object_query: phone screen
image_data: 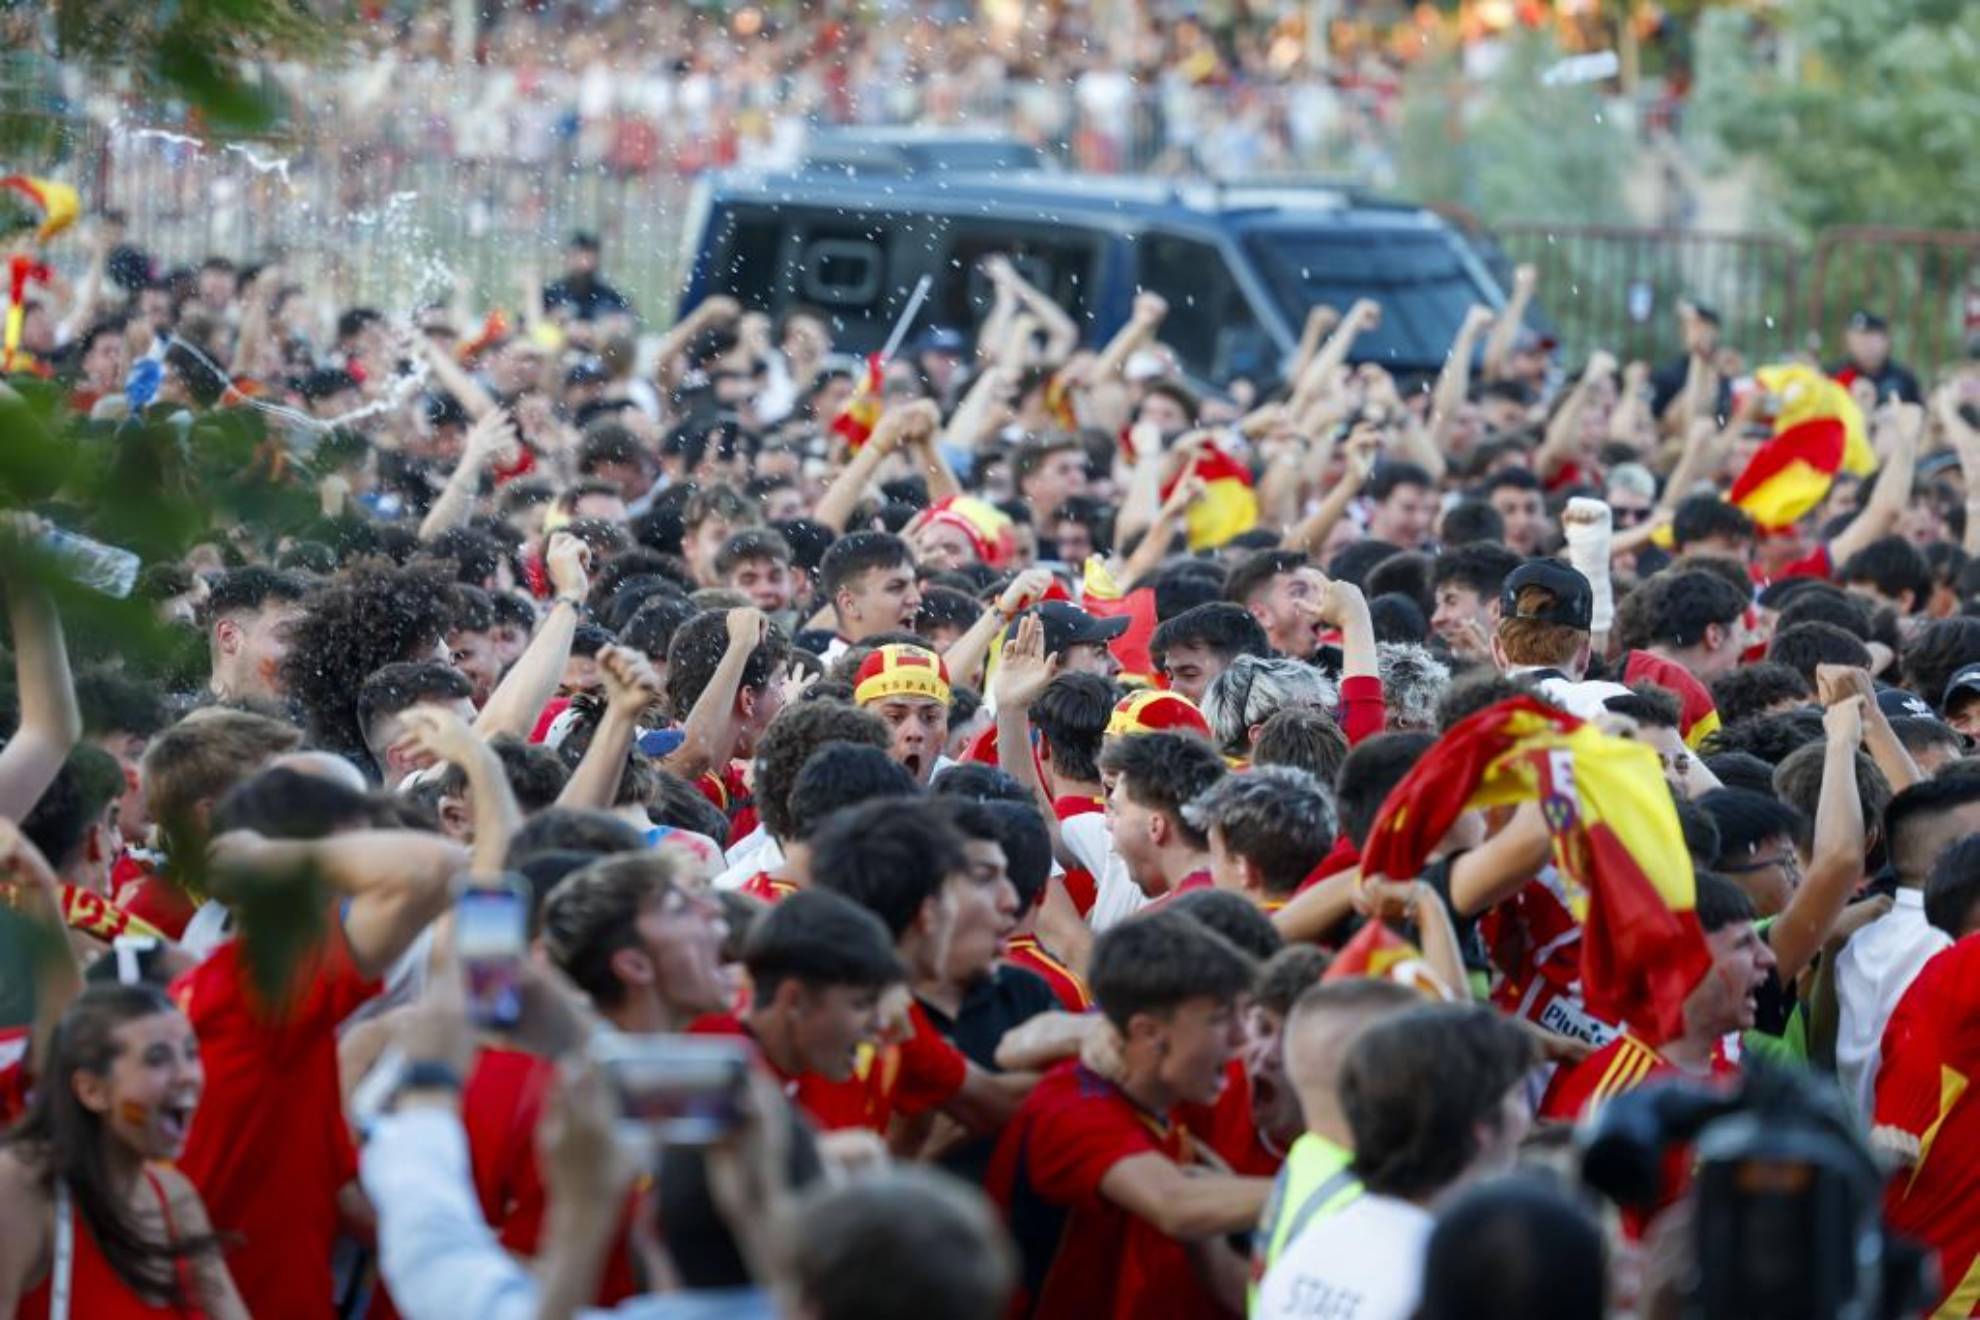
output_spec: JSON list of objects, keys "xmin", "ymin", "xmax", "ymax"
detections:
[{"xmin": 458, "ymin": 885, "xmax": 527, "ymax": 1029}]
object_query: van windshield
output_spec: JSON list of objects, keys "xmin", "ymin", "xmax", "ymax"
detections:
[{"xmin": 1242, "ymin": 228, "xmax": 1486, "ymax": 366}]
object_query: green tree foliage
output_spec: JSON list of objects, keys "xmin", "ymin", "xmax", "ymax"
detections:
[
  {"xmin": 1689, "ymin": 0, "xmax": 1980, "ymax": 233},
  {"xmin": 1398, "ymin": 33, "xmax": 1633, "ymax": 227}
]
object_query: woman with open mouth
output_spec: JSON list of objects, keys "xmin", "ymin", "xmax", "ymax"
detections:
[{"xmin": 0, "ymin": 983, "xmax": 246, "ymax": 1319}]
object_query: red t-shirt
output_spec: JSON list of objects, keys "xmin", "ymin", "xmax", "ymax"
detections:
[
  {"xmin": 1003, "ymin": 935, "xmax": 1092, "ymax": 1013},
  {"xmin": 114, "ymin": 853, "xmax": 198, "ymax": 941},
  {"xmin": 458, "ymin": 1047, "xmax": 638, "ymax": 1306},
  {"xmin": 0, "ymin": 1027, "xmax": 28, "ymax": 1128},
  {"xmin": 172, "ymin": 925, "xmax": 380, "ymax": 1319},
  {"xmin": 1622, "ymin": 649, "xmax": 1723, "ymax": 749},
  {"xmin": 1052, "ymin": 795, "xmax": 1105, "ymax": 917},
  {"xmin": 987, "ymin": 1061, "xmax": 1227, "ymax": 1320},
  {"xmin": 1752, "ymin": 541, "xmax": 1834, "ymax": 586},
  {"xmin": 1875, "ymin": 935, "xmax": 1980, "ymax": 1314},
  {"xmin": 1148, "ymin": 870, "xmax": 1214, "ymax": 911},
  {"xmin": 696, "ymin": 761, "xmax": 759, "ymax": 848},
  {"xmin": 1337, "ymin": 674, "xmax": 1386, "ymax": 746},
  {"xmin": 779, "ymin": 1000, "xmax": 968, "ymax": 1133},
  {"xmin": 1177, "ymin": 1060, "xmax": 1283, "ymax": 1178}
]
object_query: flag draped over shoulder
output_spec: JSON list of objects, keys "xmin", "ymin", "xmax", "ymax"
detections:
[
  {"xmin": 831, "ymin": 351, "xmax": 885, "ymax": 451},
  {"xmin": 1728, "ymin": 364, "xmax": 1874, "ymax": 532},
  {"xmin": 1162, "ymin": 444, "xmax": 1258, "ymax": 551},
  {"xmin": 1358, "ymin": 696, "xmax": 1710, "ymax": 1044}
]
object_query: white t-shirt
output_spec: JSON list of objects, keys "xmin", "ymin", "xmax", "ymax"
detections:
[
  {"xmin": 1254, "ymin": 1192, "xmax": 1433, "ymax": 1320},
  {"xmin": 1061, "ymin": 811, "xmax": 1147, "ymax": 931}
]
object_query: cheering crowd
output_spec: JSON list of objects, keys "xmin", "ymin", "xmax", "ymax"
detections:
[{"xmin": 2, "ymin": 210, "xmax": 1980, "ymax": 1320}]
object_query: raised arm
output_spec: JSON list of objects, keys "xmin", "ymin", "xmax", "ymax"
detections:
[
  {"xmin": 1290, "ymin": 299, "xmax": 1379, "ymax": 417},
  {"xmin": 1819, "ymin": 664, "xmax": 1920, "ymax": 792},
  {"xmin": 1093, "ymin": 292, "xmax": 1168, "ymax": 382},
  {"xmin": 212, "ymin": 828, "xmax": 467, "ymax": 979},
  {"xmin": 473, "ymin": 532, "xmax": 588, "ymax": 740},
  {"xmin": 558, "ymin": 645, "xmax": 663, "ymax": 810},
  {"xmin": 650, "ymin": 295, "xmax": 740, "ymax": 393},
  {"xmin": 419, "ymin": 411, "xmax": 521, "ymax": 541},
  {"xmin": 1281, "ymin": 426, "xmax": 1378, "ymax": 556},
  {"xmin": 0, "ymin": 521, "xmax": 82, "ymax": 821},
  {"xmin": 1287, "ymin": 305, "xmax": 1341, "ymax": 386},
  {"xmin": 1427, "ymin": 304, "xmax": 1495, "ymax": 455},
  {"xmin": 988, "ymin": 256, "xmax": 1079, "ymax": 363},
  {"xmin": 414, "ymin": 327, "xmax": 502, "ymax": 421},
  {"xmin": 943, "ymin": 568, "xmax": 1051, "ymax": 694},
  {"xmin": 1826, "ymin": 402, "xmax": 1922, "ymax": 567},
  {"xmin": 1533, "ymin": 351, "xmax": 1616, "ymax": 481},
  {"xmin": 1767, "ymin": 697, "xmax": 1869, "ymax": 983},
  {"xmin": 1365, "ymin": 365, "xmax": 1446, "ymax": 483},
  {"xmin": 659, "ymin": 609, "xmax": 767, "ymax": 784},
  {"xmin": 1935, "ymin": 384, "xmax": 1980, "ymax": 557},
  {"xmin": 812, "ymin": 401, "xmax": 933, "ymax": 533},
  {"xmin": 398, "ymin": 707, "xmax": 522, "ymax": 877},
  {"xmin": 1481, "ymin": 263, "xmax": 1537, "ymax": 382}
]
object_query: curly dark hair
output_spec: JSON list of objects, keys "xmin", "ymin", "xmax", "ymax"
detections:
[{"xmin": 280, "ymin": 558, "xmax": 461, "ymax": 757}]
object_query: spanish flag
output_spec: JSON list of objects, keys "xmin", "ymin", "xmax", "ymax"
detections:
[
  {"xmin": 1727, "ymin": 364, "xmax": 1874, "ymax": 532},
  {"xmin": 1081, "ymin": 555, "xmax": 1160, "ymax": 686},
  {"xmin": 1322, "ymin": 918, "xmax": 1453, "ymax": 1001},
  {"xmin": 831, "ymin": 351, "xmax": 885, "ymax": 452},
  {"xmin": 1162, "ymin": 443, "xmax": 1258, "ymax": 551},
  {"xmin": 0, "ymin": 175, "xmax": 81, "ymax": 242},
  {"xmin": 1359, "ymin": 696, "xmax": 1710, "ymax": 1044}
]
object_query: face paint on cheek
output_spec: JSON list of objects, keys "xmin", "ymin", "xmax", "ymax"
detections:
[{"xmin": 117, "ymin": 1099, "xmax": 152, "ymax": 1128}]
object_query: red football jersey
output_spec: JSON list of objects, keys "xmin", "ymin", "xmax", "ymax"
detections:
[
  {"xmin": 1874, "ymin": 935, "xmax": 1980, "ymax": 1315},
  {"xmin": 987, "ymin": 1061, "xmax": 1230, "ymax": 1320},
  {"xmin": 172, "ymin": 926, "xmax": 379, "ymax": 1319}
]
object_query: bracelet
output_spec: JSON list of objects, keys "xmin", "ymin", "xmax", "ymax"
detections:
[{"xmin": 553, "ymin": 594, "xmax": 584, "ymax": 610}]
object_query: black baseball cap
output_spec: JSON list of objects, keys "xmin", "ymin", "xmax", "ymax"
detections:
[
  {"xmin": 1945, "ymin": 662, "xmax": 1980, "ymax": 711},
  {"xmin": 1499, "ymin": 561, "xmax": 1594, "ymax": 632},
  {"xmin": 1030, "ymin": 600, "xmax": 1129, "ymax": 657},
  {"xmin": 1848, "ymin": 310, "xmax": 1890, "ymax": 334},
  {"xmin": 1876, "ymin": 687, "xmax": 1934, "ymax": 721}
]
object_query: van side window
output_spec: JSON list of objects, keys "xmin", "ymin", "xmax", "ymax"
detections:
[{"xmin": 1137, "ymin": 235, "xmax": 1262, "ymax": 383}]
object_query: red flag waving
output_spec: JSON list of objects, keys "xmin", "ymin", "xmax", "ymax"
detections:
[
  {"xmin": 1358, "ymin": 696, "xmax": 1711, "ymax": 1044},
  {"xmin": 832, "ymin": 352, "xmax": 885, "ymax": 451}
]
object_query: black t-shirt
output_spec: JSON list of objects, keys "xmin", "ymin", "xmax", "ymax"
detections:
[{"xmin": 921, "ymin": 963, "xmax": 1059, "ymax": 1184}]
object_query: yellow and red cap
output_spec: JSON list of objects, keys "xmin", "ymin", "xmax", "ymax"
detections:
[
  {"xmin": 1106, "ymin": 689, "xmax": 1210, "ymax": 738},
  {"xmin": 854, "ymin": 644, "xmax": 952, "ymax": 708}
]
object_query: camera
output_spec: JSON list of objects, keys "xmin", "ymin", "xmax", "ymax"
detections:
[{"xmin": 1578, "ymin": 1062, "xmax": 1934, "ymax": 1320}]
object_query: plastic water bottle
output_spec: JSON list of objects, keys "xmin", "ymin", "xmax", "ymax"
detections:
[{"xmin": 39, "ymin": 526, "xmax": 142, "ymax": 598}]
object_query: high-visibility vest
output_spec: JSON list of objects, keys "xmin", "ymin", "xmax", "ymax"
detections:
[{"xmin": 1248, "ymin": 1133, "xmax": 1362, "ymax": 1315}]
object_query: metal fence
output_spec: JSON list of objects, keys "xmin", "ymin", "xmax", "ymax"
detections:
[
  {"xmin": 92, "ymin": 134, "xmax": 696, "ymax": 320},
  {"xmin": 42, "ymin": 120, "xmax": 1980, "ymax": 375},
  {"xmin": 1483, "ymin": 223, "xmax": 1978, "ymax": 373}
]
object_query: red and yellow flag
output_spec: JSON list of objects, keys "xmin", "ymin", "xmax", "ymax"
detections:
[
  {"xmin": 1, "ymin": 175, "xmax": 81, "ymax": 242},
  {"xmin": 1322, "ymin": 918, "xmax": 1452, "ymax": 1001},
  {"xmin": 1358, "ymin": 696, "xmax": 1710, "ymax": 1044},
  {"xmin": 1162, "ymin": 444, "xmax": 1259, "ymax": 551},
  {"xmin": 1081, "ymin": 555, "xmax": 1161, "ymax": 687},
  {"xmin": 1728, "ymin": 364, "xmax": 1875, "ymax": 533},
  {"xmin": 831, "ymin": 351, "xmax": 885, "ymax": 452}
]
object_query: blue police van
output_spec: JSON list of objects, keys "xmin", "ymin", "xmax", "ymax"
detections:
[{"xmin": 678, "ymin": 166, "xmax": 1508, "ymax": 388}]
